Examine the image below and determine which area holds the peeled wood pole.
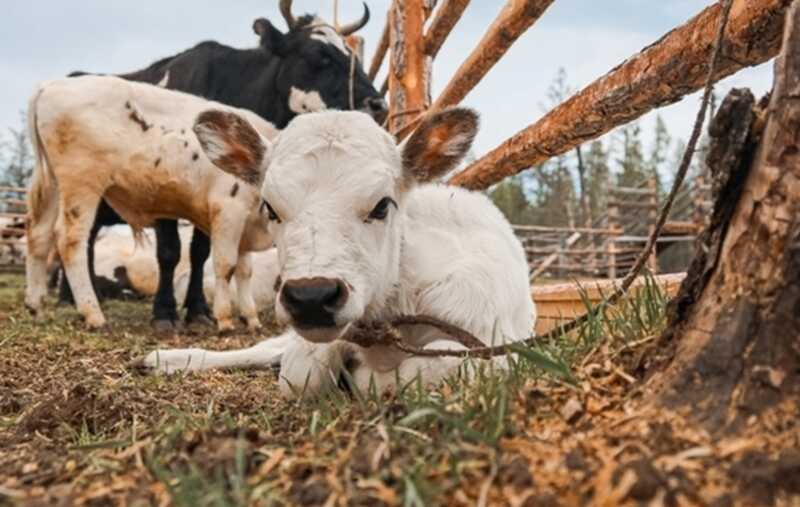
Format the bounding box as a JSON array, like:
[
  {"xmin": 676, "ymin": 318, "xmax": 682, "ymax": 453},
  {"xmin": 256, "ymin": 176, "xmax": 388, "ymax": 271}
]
[
  {"xmin": 395, "ymin": 0, "xmax": 553, "ymax": 139},
  {"xmin": 430, "ymin": 0, "xmax": 552, "ymax": 111},
  {"xmin": 368, "ymin": 17, "xmax": 390, "ymax": 80},
  {"xmin": 424, "ymin": 0, "xmax": 471, "ymax": 58},
  {"xmin": 388, "ymin": 0, "xmax": 431, "ymax": 133},
  {"xmin": 450, "ymin": 0, "xmax": 791, "ymax": 189}
]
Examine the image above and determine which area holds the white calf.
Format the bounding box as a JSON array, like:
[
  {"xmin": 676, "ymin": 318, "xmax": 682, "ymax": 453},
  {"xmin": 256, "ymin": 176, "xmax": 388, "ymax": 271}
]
[
  {"xmin": 142, "ymin": 108, "xmax": 536, "ymax": 396},
  {"xmin": 25, "ymin": 75, "xmax": 277, "ymax": 331}
]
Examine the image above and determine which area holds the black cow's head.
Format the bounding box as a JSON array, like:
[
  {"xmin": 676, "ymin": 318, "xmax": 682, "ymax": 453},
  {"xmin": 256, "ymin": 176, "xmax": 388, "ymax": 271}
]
[{"xmin": 253, "ymin": 0, "xmax": 387, "ymax": 126}]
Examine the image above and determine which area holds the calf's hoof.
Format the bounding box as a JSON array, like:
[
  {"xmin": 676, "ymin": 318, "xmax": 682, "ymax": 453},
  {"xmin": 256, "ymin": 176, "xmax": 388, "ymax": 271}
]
[
  {"xmin": 84, "ymin": 314, "xmax": 107, "ymax": 330},
  {"xmin": 239, "ymin": 316, "xmax": 262, "ymax": 332},
  {"xmin": 132, "ymin": 349, "xmax": 207, "ymax": 375},
  {"xmin": 216, "ymin": 318, "xmax": 236, "ymax": 335}
]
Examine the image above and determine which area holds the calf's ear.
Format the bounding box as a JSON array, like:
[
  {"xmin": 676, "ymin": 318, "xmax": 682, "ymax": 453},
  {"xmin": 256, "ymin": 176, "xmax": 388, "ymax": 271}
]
[
  {"xmin": 400, "ymin": 107, "xmax": 478, "ymax": 184},
  {"xmin": 194, "ymin": 110, "xmax": 270, "ymax": 187}
]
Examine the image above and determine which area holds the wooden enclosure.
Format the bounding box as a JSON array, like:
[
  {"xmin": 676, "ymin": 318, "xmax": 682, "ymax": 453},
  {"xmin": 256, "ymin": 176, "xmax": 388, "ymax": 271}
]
[
  {"xmin": 367, "ymin": 0, "xmax": 788, "ymax": 281},
  {"xmin": 0, "ymin": 186, "xmax": 27, "ymax": 271}
]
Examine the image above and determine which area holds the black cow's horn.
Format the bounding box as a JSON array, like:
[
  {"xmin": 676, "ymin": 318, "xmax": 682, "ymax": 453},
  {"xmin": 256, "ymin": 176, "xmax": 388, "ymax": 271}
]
[
  {"xmin": 279, "ymin": 0, "xmax": 296, "ymax": 30},
  {"xmin": 338, "ymin": 2, "xmax": 370, "ymax": 36}
]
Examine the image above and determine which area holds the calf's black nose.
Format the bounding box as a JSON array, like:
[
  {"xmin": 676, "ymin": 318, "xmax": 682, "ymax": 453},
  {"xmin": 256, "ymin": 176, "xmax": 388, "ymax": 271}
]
[{"xmin": 280, "ymin": 277, "xmax": 349, "ymax": 328}]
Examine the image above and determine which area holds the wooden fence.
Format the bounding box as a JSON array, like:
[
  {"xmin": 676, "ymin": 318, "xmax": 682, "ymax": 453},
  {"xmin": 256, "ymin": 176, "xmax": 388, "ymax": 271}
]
[
  {"xmin": 0, "ymin": 186, "xmax": 27, "ymax": 271},
  {"xmin": 369, "ymin": 0, "xmax": 780, "ymax": 278},
  {"xmin": 513, "ymin": 174, "xmax": 711, "ymax": 280}
]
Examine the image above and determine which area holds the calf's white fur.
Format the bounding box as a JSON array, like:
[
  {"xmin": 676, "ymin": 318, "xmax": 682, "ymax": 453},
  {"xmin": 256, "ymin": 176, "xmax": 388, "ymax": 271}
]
[
  {"xmin": 142, "ymin": 108, "xmax": 536, "ymax": 397},
  {"xmin": 25, "ymin": 76, "xmax": 277, "ymax": 331}
]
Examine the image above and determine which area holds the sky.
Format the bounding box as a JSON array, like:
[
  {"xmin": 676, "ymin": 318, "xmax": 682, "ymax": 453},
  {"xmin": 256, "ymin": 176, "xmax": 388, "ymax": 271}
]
[{"xmin": 1, "ymin": 1, "xmax": 774, "ymax": 163}]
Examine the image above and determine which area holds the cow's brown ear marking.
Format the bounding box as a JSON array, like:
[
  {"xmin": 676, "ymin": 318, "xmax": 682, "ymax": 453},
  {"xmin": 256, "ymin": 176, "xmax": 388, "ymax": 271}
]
[
  {"xmin": 194, "ymin": 110, "xmax": 267, "ymax": 186},
  {"xmin": 402, "ymin": 107, "xmax": 478, "ymax": 184}
]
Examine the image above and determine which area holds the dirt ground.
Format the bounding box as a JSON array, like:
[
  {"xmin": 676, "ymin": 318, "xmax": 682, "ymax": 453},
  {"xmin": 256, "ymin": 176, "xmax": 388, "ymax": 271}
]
[{"xmin": 1, "ymin": 272, "xmax": 798, "ymax": 506}]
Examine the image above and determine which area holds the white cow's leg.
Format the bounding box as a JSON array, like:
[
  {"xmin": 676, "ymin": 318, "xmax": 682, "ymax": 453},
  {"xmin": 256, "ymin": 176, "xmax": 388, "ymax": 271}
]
[
  {"xmin": 278, "ymin": 338, "xmax": 347, "ymax": 398},
  {"xmin": 235, "ymin": 252, "xmax": 260, "ymax": 331},
  {"xmin": 57, "ymin": 192, "xmax": 105, "ymax": 328},
  {"xmin": 352, "ymin": 340, "xmax": 470, "ymax": 394},
  {"xmin": 209, "ymin": 214, "xmax": 245, "ymax": 332},
  {"xmin": 24, "ymin": 178, "xmax": 59, "ymax": 316},
  {"xmin": 140, "ymin": 331, "xmax": 294, "ymax": 374}
]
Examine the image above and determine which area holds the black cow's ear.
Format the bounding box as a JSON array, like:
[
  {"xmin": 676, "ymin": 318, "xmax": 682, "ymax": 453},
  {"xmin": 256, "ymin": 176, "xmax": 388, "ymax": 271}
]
[
  {"xmin": 253, "ymin": 18, "xmax": 285, "ymax": 53},
  {"xmin": 400, "ymin": 107, "xmax": 479, "ymax": 184}
]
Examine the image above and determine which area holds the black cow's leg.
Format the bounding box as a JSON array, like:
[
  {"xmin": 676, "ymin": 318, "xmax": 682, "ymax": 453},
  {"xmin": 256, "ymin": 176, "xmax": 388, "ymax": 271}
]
[
  {"xmin": 152, "ymin": 219, "xmax": 181, "ymax": 331},
  {"xmin": 87, "ymin": 219, "xmax": 101, "ymax": 294},
  {"xmin": 184, "ymin": 228, "xmax": 214, "ymax": 325},
  {"xmin": 57, "ymin": 264, "xmax": 74, "ymax": 305}
]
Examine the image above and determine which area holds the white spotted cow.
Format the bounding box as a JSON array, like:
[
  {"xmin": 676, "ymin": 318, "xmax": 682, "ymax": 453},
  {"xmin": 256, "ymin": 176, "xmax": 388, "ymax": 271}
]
[
  {"xmin": 141, "ymin": 107, "xmax": 536, "ymax": 397},
  {"xmin": 25, "ymin": 75, "xmax": 278, "ymax": 331}
]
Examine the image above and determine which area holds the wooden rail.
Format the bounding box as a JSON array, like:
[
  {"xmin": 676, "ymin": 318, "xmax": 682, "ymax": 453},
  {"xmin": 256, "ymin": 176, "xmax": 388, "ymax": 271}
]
[
  {"xmin": 450, "ymin": 0, "xmax": 790, "ymax": 189},
  {"xmin": 424, "ymin": 0, "xmax": 471, "ymax": 58},
  {"xmin": 368, "ymin": 15, "xmax": 390, "ymax": 80},
  {"xmin": 396, "ymin": 0, "xmax": 554, "ymax": 138}
]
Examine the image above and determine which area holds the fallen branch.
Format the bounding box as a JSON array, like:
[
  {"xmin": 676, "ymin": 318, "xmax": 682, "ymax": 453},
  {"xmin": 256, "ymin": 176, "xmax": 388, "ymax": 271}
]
[{"xmin": 344, "ymin": 0, "xmax": 736, "ymax": 359}]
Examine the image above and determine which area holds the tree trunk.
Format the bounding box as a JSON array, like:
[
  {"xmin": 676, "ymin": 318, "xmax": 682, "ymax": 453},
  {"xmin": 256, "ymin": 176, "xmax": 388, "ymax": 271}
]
[{"xmin": 645, "ymin": 3, "xmax": 800, "ymax": 432}]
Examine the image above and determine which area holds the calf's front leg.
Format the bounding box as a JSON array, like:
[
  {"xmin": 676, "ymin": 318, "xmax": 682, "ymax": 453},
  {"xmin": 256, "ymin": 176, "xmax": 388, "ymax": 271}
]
[
  {"xmin": 235, "ymin": 252, "xmax": 261, "ymax": 331},
  {"xmin": 139, "ymin": 331, "xmax": 294, "ymax": 374},
  {"xmin": 209, "ymin": 213, "xmax": 245, "ymax": 332}
]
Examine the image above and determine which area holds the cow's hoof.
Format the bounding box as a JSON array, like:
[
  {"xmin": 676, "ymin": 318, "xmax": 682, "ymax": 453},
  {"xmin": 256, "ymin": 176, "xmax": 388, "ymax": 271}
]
[
  {"xmin": 56, "ymin": 297, "xmax": 74, "ymax": 307},
  {"xmin": 216, "ymin": 319, "xmax": 236, "ymax": 336},
  {"xmin": 85, "ymin": 316, "xmax": 107, "ymax": 330},
  {"xmin": 152, "ymin": 319, "xmax": 178, "ymax": 335},
  {"xmin": 239, "ymin": 316, "xmax": 262, "ymax": 332},
  {"xmin": 186, "ymin": 313, "xmax": 215, "ymax": 328}
]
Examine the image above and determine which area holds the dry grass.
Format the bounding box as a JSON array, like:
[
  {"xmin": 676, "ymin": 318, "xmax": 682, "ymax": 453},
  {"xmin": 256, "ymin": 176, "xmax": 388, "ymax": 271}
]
[{"xmin": 1, "ymin": 272, "xmax": 798, "ymax": 506}]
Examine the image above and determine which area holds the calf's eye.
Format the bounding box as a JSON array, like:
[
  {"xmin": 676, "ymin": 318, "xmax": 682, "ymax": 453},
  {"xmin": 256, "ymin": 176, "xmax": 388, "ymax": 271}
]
[
  {"xmin": 367, "ymin": 197, "xmax": 396, "ymax": 221},
  {"xmin": 260, "ymin": 200, "xmax": 281, "ymax": 223}
]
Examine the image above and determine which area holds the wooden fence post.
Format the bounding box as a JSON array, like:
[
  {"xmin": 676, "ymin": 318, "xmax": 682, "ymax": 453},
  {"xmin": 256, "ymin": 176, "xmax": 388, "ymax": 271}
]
[
  {"xmin": 388, "ymin": 0, "xmax": 432, "ymax": 134},
  {"xmin": 607, "ymin": 202, "xmax": 619, "ymax": 279},
  {"xmin": 647, "ymin": 177, "xmax": 659, "ymax": 275}
]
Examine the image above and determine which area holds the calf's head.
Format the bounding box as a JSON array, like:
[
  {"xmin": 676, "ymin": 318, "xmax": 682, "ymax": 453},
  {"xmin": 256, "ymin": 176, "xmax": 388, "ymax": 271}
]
[
  {"xmin": 253, "ymin": 0, "xmax": 387, "ymax": 125},
  {"xmin": 195, "ymin": 108, "xmax": 478, "ymax": 343}
]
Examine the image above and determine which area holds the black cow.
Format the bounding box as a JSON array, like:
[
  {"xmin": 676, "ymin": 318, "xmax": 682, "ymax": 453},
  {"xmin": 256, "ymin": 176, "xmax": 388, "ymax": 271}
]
[{"xmin": 58, "ymin": 0, "xmax": 386, "ymax": 332}]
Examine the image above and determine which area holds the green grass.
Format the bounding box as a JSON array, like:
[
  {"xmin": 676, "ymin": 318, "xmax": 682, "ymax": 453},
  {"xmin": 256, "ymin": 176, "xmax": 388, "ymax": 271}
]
[{"xmin": 0, "ymin": 271, "xmax": 670, "ymax": 506}]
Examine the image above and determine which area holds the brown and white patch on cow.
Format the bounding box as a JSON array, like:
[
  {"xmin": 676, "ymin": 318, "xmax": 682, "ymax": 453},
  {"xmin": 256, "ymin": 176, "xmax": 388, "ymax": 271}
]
[
  {"xmin": 288, "ymin": 87, "xmax": 327, "ymax": 115},
  {"xmin": 126, "ymin": 101, "xmax": 152, "ymax": 132}
]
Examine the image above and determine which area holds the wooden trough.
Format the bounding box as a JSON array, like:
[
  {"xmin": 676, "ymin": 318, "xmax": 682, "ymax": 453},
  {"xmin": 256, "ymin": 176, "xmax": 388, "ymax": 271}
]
[{"xmin": 531, "ymin": 272, "xmax": 686, "ymax": 335}]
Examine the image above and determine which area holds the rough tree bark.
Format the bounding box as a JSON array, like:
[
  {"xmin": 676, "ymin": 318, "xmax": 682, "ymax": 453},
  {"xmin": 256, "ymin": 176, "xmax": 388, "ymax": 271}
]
[{"xmin": 645, "ymin": 2, "xmax": 800, "ymax": 432}]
